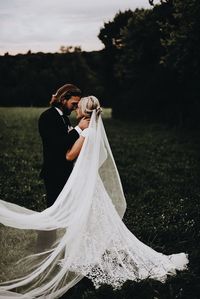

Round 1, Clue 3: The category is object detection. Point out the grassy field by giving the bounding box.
[0,107,200,298]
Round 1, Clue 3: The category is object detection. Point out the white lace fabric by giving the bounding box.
[0,111,188,298]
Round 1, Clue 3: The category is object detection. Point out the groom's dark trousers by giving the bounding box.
[38,107,79,207]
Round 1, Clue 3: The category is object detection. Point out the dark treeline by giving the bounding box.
[0,50,107,107]
[1,0,200,126]
[99,0,200,126]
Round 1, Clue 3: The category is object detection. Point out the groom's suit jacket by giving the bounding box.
[38,107,79,204]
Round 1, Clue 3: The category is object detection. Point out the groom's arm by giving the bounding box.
[66,128,80,148]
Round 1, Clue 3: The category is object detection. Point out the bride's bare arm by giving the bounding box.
[66,136,85,161]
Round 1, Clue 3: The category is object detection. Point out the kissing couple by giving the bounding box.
[0,83,188,298]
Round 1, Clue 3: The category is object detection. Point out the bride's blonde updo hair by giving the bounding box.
[79,96,102,118]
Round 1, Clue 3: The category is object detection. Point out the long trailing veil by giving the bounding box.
[0,111,188,298]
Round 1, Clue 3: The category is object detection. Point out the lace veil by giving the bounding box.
[0,111,127,298]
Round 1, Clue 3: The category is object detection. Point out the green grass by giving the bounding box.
[0,107,200,298]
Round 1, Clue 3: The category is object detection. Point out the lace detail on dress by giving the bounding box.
[59,176,188,289]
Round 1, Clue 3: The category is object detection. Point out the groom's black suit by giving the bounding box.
[39,107,79,207]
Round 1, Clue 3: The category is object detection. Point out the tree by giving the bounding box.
[0,50,107,107]
[59,46,82,53]
[149,0,172,5]
[157,0,200,125]
[98,1,200,126]
[98,10,134,105]
[114,8,166,120]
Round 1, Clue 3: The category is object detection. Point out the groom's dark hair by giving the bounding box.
[50,84,82,107]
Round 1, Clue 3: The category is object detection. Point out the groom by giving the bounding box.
[39,83,89,208]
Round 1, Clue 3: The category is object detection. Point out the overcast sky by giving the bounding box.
[0,0,159,55]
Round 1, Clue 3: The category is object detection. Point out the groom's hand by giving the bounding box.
[78,117,90,130]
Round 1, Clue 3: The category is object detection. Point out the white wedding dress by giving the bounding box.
[0,111,188,298]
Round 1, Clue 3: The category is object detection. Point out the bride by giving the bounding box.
[0,96,188,298]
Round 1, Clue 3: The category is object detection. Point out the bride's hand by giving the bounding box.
[78,117,90,130]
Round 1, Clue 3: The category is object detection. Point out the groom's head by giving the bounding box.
[50,84,82,115]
